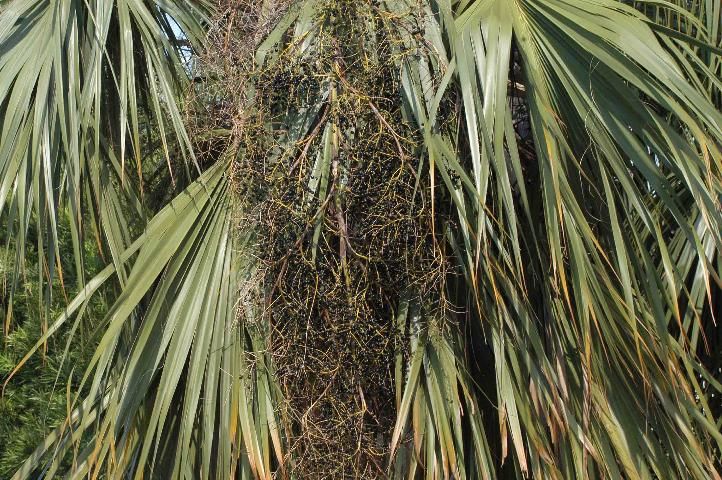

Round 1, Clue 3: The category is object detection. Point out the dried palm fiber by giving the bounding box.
[189,0,459,477]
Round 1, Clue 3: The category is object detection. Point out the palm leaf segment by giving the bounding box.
[0,0,210,331]
[1,0,721,478]
[386,0,722,477]
[386,1,722,477]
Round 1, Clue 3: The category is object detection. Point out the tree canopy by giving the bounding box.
[0,0,721,478]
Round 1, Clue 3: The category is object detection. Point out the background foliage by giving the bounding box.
[0,214,106,478]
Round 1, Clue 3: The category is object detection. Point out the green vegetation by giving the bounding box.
[0,217,107,478]
[0,0,721,478]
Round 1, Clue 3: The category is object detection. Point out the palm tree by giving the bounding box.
[1,0,721,478]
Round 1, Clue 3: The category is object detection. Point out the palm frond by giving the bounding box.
[391,293,496,479]
[385,0,722,476]
[0,0,211,332]
[9,161,285,479]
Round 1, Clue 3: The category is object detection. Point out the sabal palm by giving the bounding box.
[1,0,721,478]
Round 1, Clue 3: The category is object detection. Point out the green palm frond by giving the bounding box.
[391,293,496,479]
[386,0,722,477]
[0,0,211,331]
[9,161,285,478]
